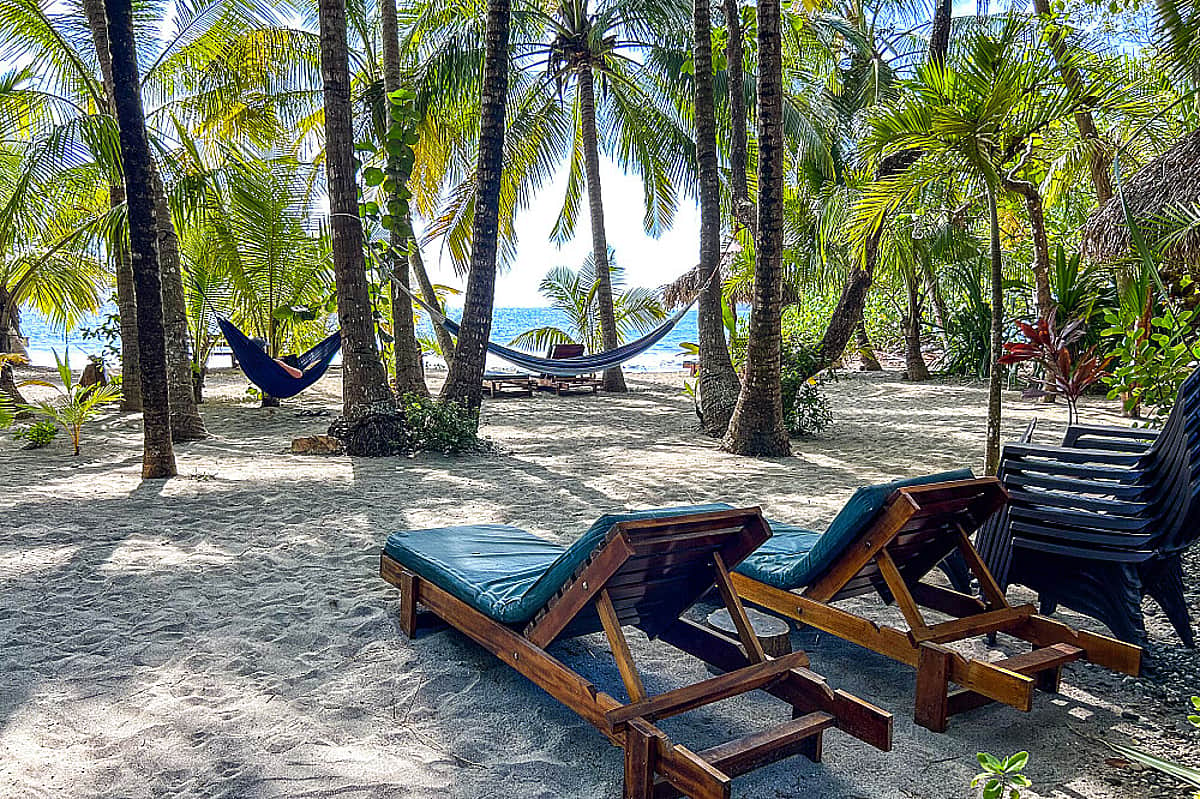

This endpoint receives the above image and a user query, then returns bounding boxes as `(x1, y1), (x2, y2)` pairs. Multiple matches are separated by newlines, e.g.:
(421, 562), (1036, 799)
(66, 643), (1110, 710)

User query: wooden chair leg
(623, 720), (658, 799)
(398, 569), (419, 638)
(1035, 665), (1063, 694)
(790, 707), (824, 763)
(915, 642), (951, 733)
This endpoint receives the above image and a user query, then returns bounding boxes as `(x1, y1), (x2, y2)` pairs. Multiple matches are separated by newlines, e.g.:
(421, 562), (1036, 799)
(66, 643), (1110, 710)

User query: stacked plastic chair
(975, 367), (1200, 648)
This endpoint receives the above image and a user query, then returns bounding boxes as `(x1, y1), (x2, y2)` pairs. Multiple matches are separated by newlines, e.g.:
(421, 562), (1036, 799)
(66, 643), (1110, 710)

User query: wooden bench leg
(915, 642), (951, 733)
(1036, 664), (1063, 694)
(398, 569), (419, 638)
(624, 721), (658, 799)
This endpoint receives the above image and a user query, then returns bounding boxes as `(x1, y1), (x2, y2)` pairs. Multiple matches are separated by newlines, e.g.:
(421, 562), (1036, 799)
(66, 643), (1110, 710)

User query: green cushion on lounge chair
(383, 505), (734, 625)
(735, 469), (975, 590)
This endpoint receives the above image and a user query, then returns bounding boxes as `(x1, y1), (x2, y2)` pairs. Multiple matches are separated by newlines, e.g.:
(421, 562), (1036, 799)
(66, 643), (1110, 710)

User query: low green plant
(20, 351), (122, 456)
(972, 751), (1031, 799)
(780, 340), (834, 438)
(12, 419), (58, 449)
(398, 392), (485, 454)
(1102, 300), (1200, 424)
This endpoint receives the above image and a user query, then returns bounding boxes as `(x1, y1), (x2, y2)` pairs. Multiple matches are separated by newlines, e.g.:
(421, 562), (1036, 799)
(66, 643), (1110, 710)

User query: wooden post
(915, 642), (951, 732)
(398, 568), (418, 638)
(624, 720), (659, 799)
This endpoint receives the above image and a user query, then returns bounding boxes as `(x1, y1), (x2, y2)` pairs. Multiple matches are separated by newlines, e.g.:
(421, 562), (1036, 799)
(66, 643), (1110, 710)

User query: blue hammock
(218, 317), (342, 399)
(395, 280), (697, 377)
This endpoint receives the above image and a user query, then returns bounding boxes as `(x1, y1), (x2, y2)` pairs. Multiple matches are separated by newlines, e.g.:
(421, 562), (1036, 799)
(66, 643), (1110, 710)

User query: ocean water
(18, 304), (703, 373)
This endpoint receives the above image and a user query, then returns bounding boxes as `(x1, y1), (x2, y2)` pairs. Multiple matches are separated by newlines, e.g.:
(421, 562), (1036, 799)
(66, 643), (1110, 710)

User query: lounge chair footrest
(947, 643), (1084, 716)
(699, 711), (835, 777)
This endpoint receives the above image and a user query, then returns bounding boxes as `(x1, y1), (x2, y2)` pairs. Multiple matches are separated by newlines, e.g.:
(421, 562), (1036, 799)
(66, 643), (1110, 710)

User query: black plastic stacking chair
(975, 367), (1200, 647)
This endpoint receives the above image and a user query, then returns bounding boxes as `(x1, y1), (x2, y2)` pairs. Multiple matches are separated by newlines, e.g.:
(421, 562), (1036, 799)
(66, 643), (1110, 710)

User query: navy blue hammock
(217, 317), (342, 399)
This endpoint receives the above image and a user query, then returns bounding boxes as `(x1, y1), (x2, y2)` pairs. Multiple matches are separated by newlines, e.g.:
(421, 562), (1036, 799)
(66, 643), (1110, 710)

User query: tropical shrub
(999, 318), (1112, 425)
(1102, 301), (1200, 424)
(12, 419), (58, 449)
(942, 261), (994, 379)
(328, 394), (488, 457)
(780, 340), (834, 438)
(20, 351), (122, 456)
(972, 751), (1031, 799)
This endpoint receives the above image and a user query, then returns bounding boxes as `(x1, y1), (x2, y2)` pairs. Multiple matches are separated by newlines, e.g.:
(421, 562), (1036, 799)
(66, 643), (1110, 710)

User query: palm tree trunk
(1032, 0), (1113, 205)
(985, 185), (1004, 475)
(722, 0), (754, 235)
(810, 0), (952, 378)
(381, 0), (427, 397)
(694, 0), (740, 436)
(904, 270), (929, 380)
(408, 219), (455, 364)
(923, 257), (952, 349)
(576, 68), (625, 392)
(102, 0), (175, 479)
(440, 0), (510, 410)
(0, 289), (29, 406)
(319, 0), (395, 417)
(723, 0), (790, 457)
(82, 0), (141, 411)
(150, 169), (207, 439)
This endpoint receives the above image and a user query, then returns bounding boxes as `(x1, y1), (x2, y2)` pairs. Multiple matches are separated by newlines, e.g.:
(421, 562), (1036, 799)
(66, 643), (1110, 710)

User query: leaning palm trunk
(1032, 0), (1113, 205)
(381, 0), (427, 396)
(811, 0), (952, 378)
(319, 0), (394, 417)
(577, 68), (626, 393)
(693, 0), (740, 435)
(441, 0), (511, 410)
(985, 186), (1005, 474)
(82, 0), (141, 411)
(408, 221), (455, 365)
(904, 272), (930, 380)
(723, 0), (790, 457)
(103, 0), (175, 478)
(856, 315), (882, 371)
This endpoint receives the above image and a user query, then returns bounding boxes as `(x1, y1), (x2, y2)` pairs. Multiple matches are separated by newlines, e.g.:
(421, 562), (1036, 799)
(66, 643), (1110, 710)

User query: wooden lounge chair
(379, 507), (892, 798)
(482, 371), (536, 397)
(537, 343), (602, 395)
(723, 472), (1141, 732)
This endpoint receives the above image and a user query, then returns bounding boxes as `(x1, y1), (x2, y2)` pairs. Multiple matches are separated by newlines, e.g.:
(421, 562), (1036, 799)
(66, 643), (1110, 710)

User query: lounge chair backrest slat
(525, 508), (770, 645)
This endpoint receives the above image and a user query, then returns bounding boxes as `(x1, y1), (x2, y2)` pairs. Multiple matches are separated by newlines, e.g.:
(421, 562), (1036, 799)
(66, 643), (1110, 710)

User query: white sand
(1, 367), (1193, 798)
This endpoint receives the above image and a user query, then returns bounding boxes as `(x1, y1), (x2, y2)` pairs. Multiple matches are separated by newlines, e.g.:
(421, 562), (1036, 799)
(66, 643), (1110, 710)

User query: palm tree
(102, 0), (175, 478)
(857, 16), (1091, 472)
(510, 250), (665, 354)
(692, 0), (740, 435)
(723, 0), (790, 456)
(319, 0), (394, 417)
(440, 0), (512, 411)
(519, 0), (692, 393)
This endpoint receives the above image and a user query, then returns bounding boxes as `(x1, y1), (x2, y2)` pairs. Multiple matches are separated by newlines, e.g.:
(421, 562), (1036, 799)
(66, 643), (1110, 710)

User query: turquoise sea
(19, 304), (704, 373)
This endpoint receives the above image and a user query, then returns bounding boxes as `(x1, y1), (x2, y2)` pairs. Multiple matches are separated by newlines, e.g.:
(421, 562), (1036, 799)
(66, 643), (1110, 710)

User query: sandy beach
(2, 367), (1196, 798)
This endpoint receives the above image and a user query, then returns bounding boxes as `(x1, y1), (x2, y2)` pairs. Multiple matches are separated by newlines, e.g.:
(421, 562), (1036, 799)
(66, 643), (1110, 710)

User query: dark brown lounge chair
(537, 343), (602, 394)
(380, 507), (892, 798)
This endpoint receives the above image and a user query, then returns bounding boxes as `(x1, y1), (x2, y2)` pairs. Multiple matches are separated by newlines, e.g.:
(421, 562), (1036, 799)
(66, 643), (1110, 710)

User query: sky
(418, 157), (702, 309)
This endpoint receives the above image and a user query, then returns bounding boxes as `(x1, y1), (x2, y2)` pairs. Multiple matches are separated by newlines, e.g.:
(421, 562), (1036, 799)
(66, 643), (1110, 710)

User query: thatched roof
(1080, 129), (1200, 266)
(660, 264), (706, 310)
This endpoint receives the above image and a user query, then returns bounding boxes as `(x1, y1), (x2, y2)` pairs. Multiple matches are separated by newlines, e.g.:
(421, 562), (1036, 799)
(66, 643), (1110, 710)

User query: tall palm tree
(723, 0), (790, 456)
(693, 0), (740, 435)
(319, 0), (394, 417)
(520, 0), (692, 392)
(858, 17), (1091, 472)
(102, 0), (175, 478)
(440, 0), (512, 410)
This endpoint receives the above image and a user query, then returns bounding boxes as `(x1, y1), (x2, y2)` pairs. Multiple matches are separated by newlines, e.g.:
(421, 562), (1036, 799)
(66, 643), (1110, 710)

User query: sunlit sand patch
(0, 544), (81, 579)
(98, 538), (236, 573)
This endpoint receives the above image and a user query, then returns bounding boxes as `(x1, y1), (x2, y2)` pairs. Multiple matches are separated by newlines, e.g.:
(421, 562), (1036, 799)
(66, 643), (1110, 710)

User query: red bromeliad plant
(999, 318), (1112, 426)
